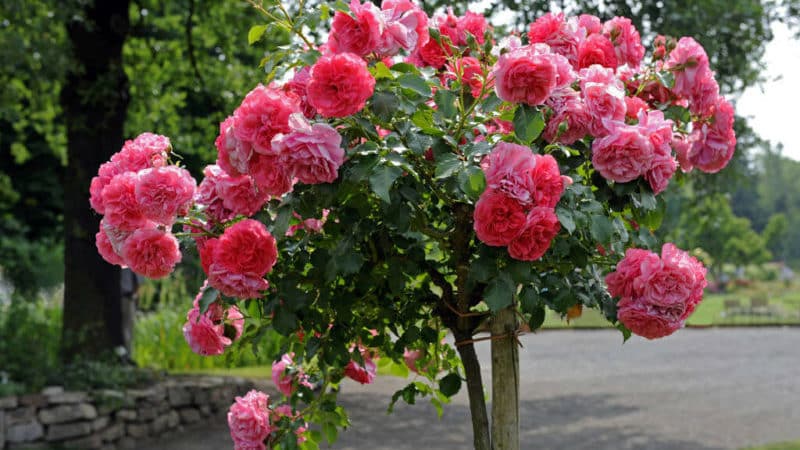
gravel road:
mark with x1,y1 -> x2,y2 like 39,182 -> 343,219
139,328 -> 800,450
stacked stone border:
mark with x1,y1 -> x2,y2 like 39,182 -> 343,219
0,376 -> 255,450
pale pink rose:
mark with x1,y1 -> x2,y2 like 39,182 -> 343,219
307,53 -> 376,118
544,92 -> 590,145
645,151 -> 677,195
122,227 -> 181,279
493,44 -> 559,106
508,207 -> 561,261
666,37 -> 711,100
328,0 -> 384,57
272,114 -> 344,184
284,67 -> 316,119
592,123 -> 653,183
573,14 -> 603,35
378,0 -> 429,56
532,154 -> 565,208
528,13 -> 579,63
688,70 -> 720,116
101,218 -> 134,256
578,64 -> 619,88
581,81 -> 627,137
473,189 -> 528,246
102,172 -> 148,231
233,84 -> 298,155
603,17 -> 645,67
688,96 -> 736,173
111,132 -> 170,173
344,351 -> 377,385
605,248 -> 661,299
480,142 -> 537,205
228,390 -> 273,444
216,116 -> 253,176
577,33 -> 617,69
247,153 -> 294,198
135,166 -> 196,225
96,226 -> 126,267
457,11 -> 488,45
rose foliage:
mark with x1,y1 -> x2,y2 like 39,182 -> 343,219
90,2 -> 732,449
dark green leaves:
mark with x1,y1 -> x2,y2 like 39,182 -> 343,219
398,74 -> 431,97
512,104 -> 545,145
438,373 -> 462,397
556,207 -> 576,234
435,153 -> 462,179
369,165 -> 403,203
485,272 -> 515,311
197,287 -> 220,314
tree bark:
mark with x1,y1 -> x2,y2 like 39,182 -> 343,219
491,306 -> 519,450
455,335 -> 492,450
60,0 -> 131,361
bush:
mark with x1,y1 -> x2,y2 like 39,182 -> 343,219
0,298 -> 61,391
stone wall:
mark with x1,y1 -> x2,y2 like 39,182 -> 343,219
0,376 -> 255,450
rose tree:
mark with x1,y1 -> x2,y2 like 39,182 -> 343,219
90,2 -> 733,449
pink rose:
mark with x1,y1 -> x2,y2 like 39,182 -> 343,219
378,0 -> 429,56
645,151 -> 677,195
603,17 -> 645,67
247,153 -> 294,198
271,353 -> 312,397
606,248 -> 661,299
573,14 -> 603,35
110,132 -> 170,173
493,44 -> 558,106
528,13 -> 579,64
666,37 -> 711,100
544,92 -> 590,145
307,53 -> 375,118
208,270 -> 269,300
228,390 -> 274,444
688,96 -> 736,173
183,306 -> 228,356
672,134 -> 693,172
508,207 -> 561,261
688,70 -> 720,116
581,77 -> 627,136
457,11 -> 488,45
344,351 -> 377,385
480,142 -> 536,205
90,161 -> 125,214
473,189 -> 528,246
216,116 -> 252,176
96,226 -> 126,267
284,67 -> 316,119
444,57 -> 487,99
101,219 -> 133,256
577,34 -> 618,69
328,0 -> 383,57
592,122 -> 653,183
617,298 -> 683,340
135,166 -> 196,225
102,172 -> 148,231
233,440 -> 266,450
403,349 -> 425,374
532,154 -> 565,208
122,227 -> 181,279
233,84 -> 298,155
214,219 -> 278,276
196,165 -> 268,222
272,114 -> 344,185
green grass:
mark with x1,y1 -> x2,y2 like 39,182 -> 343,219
173,365 -> 273,379
741,440 -> 800,450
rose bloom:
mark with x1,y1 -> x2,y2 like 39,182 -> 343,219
507,207 -> 561,261
592,122 -> 653,183
573,14 -> 603,35
271,353 -> 312,397
603,17 -> 645,67
247,153 -> 294,198
581,79 -> 628,137
214,219 -> 278,276
122,227 -> 181,279
532,154 -> 565,208
528,12 -> 579,64
606,248 -> 662,299
272,114 -> 344,184
96,226 -> 126,267
666,37 -> 711,100
344,354 -> 377,385
457,11 -> 488,45
493,44 -> 559,106
183,305 -> 229,356
101,218 -> 134,256
135,166 -> 196,225
645,151 -> 677,195
110,132 -> 170,173
216,116 -> 253,176
473,189 -> 528,246
102,172 -> 148,231
202,166 -> 268,219
378,0 -> 429,56
233,84 -> 298,155
307,53 -> 376,118
544,92 -> 590,145
90,161 -> 126,214
577,33 -> 618,69
480,142 -> 537,205
688,70 -> 720,117
445,57 -> 487,99
403,349 -> 425,374
284,67 -> 316,119
228,390 -> 274,445
208,270 -> 270,300
328,0 -> 383,57
688,96 -> 736,173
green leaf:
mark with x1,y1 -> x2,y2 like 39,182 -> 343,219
248,25 -> 267,45
434,90 -> 457,119
438,373 -> 462,397
616,323 -> 632,343
435,153 -> 462,179
485,272 -> 515,312
528,305 -> 546,331
390,62 -> 418,74
369,165 -> 404,203
556,207 -> 576,234
655,70 -> 675,89
482,93 -> 502,112
272,308 -> 297,336
411,108 -> 444,136
406,132 -> 433,155
398,74 -> 431,97
371,62 -> 394,80
512,104 -> 545,145
590,215 -> 613,244
458,165 -> 486,200
519,286 -> 538,312
322,423 -> 338,445
198,287 -> 220,314
371,92 -> 399,123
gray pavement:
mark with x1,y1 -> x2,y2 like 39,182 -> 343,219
139,328 -> 800,450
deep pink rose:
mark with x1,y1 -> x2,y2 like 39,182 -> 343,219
102,172 -> 148,231
624,96 -> 648,120
233,84 -> 298,155
135,166 -> 196,225
688,71 -> 721,116
528,13 -> 579,63
216,116 -> 252,176
328,0 -> 383,57
212,169 -> 269,219
122,227 -> 181,279
617,297 -> 683,340
378,0 -> 429,56
508,207 -> 561,261
444,57 -> 487,99
111,132 -> 170,173
645,151 -> 677,195
605,248 -> 661,299
688,96 -> 736,173
273,114 -> 344,184
101,218 -> 133,256
480,142 -> 536,205
183,305 -> 229,356
592,122 -> 653,183
247,153 -> 294,198
494,44 -> 558,106
228,390 -> 273,444
284,67 -> 316,119
96,226 -> 126,267
577,34 -> 618,69
603,17 -> 645,67
457,11 -> 488,45
214,219 -> 278,276
532,154 -> 565,208
208,270 -> 269,300
307,53 -> 375,118
90,161 -> 126,214
344,352 -> 377,385
271,353 -> 312,397
473,189 -> 528,246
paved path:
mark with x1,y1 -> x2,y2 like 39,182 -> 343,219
140,328 -> 800,450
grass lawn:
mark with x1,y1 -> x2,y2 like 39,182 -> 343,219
742,441 -> 800,450
173,366 -> 272,379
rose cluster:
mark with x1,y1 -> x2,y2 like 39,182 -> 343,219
227,390 -> 307,450
183,282 -> 245,356
474,143 -> 567,261
489,13 -> 736,194
91,133 -> 195,278
605,243 -> 707,339
271,353 -> 313,397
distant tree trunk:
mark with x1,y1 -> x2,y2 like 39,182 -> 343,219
60,0 -> 131,361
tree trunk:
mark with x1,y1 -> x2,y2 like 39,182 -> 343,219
60,0 -> 131,361
456,335 -> 492,450
491,306 -> 519,450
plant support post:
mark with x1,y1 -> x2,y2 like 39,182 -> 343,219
491,305 -> 520,450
